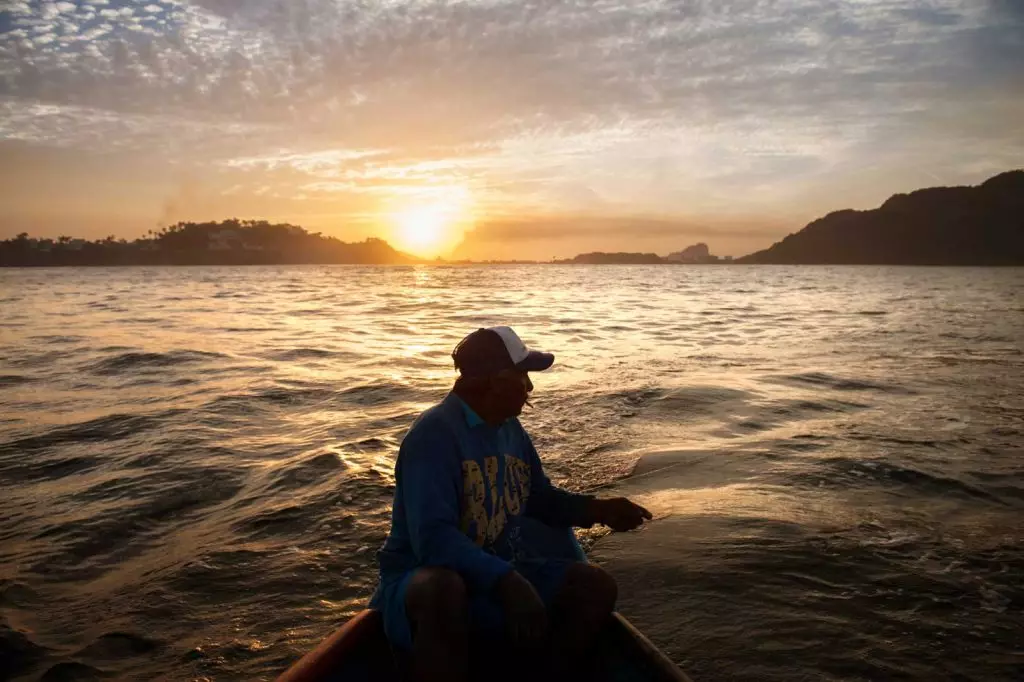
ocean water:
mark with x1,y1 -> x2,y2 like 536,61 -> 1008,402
0,265 -> 1021,682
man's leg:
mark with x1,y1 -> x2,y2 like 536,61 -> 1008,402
548,563 -> 618,666
404,567 -> 470,682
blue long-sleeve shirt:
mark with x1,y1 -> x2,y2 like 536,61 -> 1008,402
372,392 -> 594,593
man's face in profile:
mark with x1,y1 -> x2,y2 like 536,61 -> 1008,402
489,369 -> 533,418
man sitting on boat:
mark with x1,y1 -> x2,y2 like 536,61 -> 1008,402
370,326 -> 652,681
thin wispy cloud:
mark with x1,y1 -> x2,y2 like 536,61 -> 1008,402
1,0 -> 1021,255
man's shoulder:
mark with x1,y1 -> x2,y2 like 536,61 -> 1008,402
409,401 -> 453,430
403,397 -> 462,445
504,416 -> 531,439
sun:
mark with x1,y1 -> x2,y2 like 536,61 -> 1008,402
396,205 -> 448,251
390,199 -> 469,256
386,186 -> 473,257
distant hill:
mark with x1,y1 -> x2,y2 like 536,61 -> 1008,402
556,244 -> 732,264
0,220 -> 421,266
667,243 -> 711,262
555,251 -> 665,264
665,243 -> 732,263
738,170 -> 1024,265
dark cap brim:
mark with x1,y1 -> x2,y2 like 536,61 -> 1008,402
515,351 -> 554,372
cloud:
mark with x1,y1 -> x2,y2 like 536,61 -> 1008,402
0,99 -> 277,157
6,1 -> 1019,131
223,148 -> 388,173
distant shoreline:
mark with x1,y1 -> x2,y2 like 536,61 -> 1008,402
5,261 -> 1021,269
4,169 -> 1021,267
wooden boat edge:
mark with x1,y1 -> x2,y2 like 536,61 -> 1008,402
275,610 -> 383,682
275,609 -> 694,682
610,612 -> 694,682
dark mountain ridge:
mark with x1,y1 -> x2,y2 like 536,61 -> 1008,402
739,170 -> 1024,265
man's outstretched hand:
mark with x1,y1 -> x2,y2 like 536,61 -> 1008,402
496,569 -> 548,644
589,497 -> 653,532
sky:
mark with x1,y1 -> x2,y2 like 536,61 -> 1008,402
1,0 -> 1022,259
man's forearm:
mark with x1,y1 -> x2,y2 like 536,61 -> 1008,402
528,486 -> 596,527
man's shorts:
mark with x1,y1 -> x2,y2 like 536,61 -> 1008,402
375,557 -> 576,651
374,519 -> 587,651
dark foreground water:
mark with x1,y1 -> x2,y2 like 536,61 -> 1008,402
1,265 -> 1021,681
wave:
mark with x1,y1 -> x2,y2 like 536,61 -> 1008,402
328,436 -> 395,455
340,382 -> 431,405
4,350 -> 68,369
0,374 -> 35,387
0,581 -> 40,610
264,347 -> 359,362
232,504 -> 311,538
267,452 -> 347,491
26,335 -> 86,344
787,457 -> 1004,504
611,385 -> 751,412
39,661 -> 108,681
729,399 -> 867,436
0,622 -> 48,680
203,381 -> 426,413
28,469 -> 246,577
220,326 -> 277,332
846,432 -> 940,448
964,470 -> 1024,504
76,632 -> 161,659
768,372 -> 916,394
0,454 -> 105,484
0,411 -> 179,458
86,350 -> 228,375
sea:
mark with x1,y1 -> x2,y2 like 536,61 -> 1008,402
1,265 -> 1021,682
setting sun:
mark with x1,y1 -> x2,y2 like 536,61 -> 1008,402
395,205 -> 450,252
387,187 -> 473,257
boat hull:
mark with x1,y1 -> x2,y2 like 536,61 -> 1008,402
275,609 -> 692,682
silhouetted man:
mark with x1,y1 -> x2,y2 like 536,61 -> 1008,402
370,326 -> 652,681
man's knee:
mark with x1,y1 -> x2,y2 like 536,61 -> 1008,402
560,563 -> 618,616
405,567 -> 469,626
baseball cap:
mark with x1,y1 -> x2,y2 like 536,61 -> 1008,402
452,326 -> 555,377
